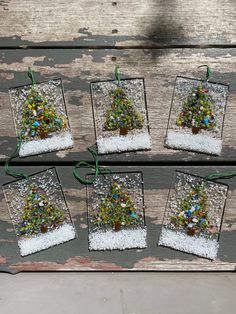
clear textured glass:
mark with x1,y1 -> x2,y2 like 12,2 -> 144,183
86,172 -> 147,251
9,79 -> 73,157
2,168 -> 76,256
158,170 -> 228,260
165,76 -> 229,155
90,78 -> 151,154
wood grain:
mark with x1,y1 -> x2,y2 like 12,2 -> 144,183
0,48 -> 235,163
0,0 -> 235,47
0,166 -> 235,272
0,1 -> 235,273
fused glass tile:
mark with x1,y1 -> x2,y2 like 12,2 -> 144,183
87,172 -> 147,251
90,78 -> 151,154
9,79 -> 73,157
2,168 -> 76,256
158,170 -> 228,260
165,76 -> 229,155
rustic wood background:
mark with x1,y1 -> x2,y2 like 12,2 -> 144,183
0,0 -> 235,272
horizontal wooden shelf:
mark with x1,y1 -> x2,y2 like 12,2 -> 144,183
0,0 -> 235,47
0,48 -> 235,163
0,166 -> 235,272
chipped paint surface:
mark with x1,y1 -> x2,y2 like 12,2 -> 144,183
0,199 -> 235,272
133,257 -> 236,270
0,1 -> 235,46
0,256 -> 7,264
0,49 -> 236,163
10,256 -> 124,271
0,1 -> 235,272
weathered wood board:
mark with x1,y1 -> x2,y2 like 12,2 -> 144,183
0,48 -> 236,163
0,0 -> 235,272
0,0 -> 235,47
0,166 -> 235,273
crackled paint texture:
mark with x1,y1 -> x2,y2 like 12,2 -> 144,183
0,49 -> 236,162
0,166 -> 236,272
0,1 -> 235,47
0,1 -> 235,271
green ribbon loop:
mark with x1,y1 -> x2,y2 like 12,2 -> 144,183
4,137 -> 28,180
28,67 -> 36,87
198,65 -> 212,82
73,147 -> 113,184
115,65 -> 121,85
204,170 -> 236,181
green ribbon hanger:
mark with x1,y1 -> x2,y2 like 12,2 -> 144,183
204,170 -> 236,181
4,136 -> 28,180
73,147 -> 113,185
198,64 -> 212,82
115,65 -> 121,86
28,67 -> 36,87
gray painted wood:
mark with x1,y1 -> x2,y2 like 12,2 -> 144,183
0,166 -> 235,272
0,1 -> 235,272
0,48 -> 235,163
0,0 -> 235,47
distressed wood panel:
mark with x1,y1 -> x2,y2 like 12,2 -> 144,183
0,166 -> 235,272
0,48 -> 236,162
0,0 -> 235,47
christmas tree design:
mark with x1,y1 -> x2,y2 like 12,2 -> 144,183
176,83 -> 216,134
170,182 -> 210,236
20,87 -> 67,140
105,87 -> 144,136
17,184 -> 65,237
92,181 -> 142,231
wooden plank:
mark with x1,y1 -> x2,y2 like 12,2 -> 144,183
0,166 -> 235,272
0,48 -> 235,162
0,0 -> 235,47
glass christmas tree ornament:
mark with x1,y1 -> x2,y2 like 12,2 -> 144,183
90,74 -> 151,154
165,74 -> 229,155
2,168 -> 76,256
86,172 -> 147,250
158,171 -> 228,260
9,77 -> 74,157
